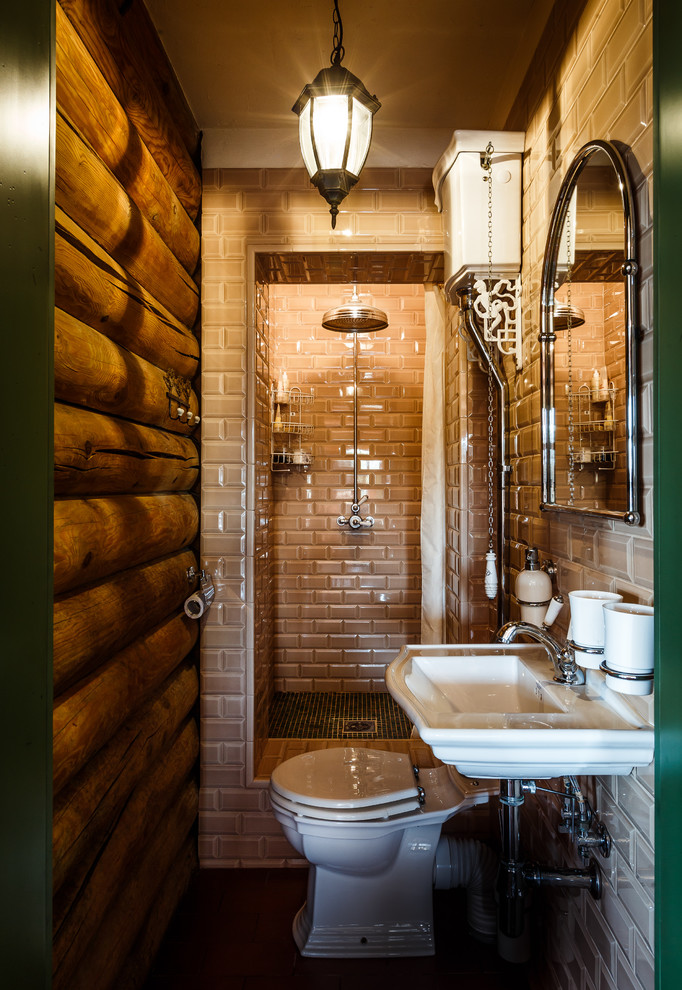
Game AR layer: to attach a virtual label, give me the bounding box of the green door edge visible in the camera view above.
[0,0,54,986]
[0,0,679,986]
[654,1,682,986]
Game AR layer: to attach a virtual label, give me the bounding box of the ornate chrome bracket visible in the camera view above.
[471,275,523,368]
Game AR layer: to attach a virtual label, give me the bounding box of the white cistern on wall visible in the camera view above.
[433,128,525,368]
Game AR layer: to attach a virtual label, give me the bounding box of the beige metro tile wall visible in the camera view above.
[200,168,442,865]
[444,308,497,643]
[269,283,425,692]
[252,282,275,774]
[503,1,654,987]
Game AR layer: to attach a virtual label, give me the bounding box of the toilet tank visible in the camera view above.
[432,130,525,301]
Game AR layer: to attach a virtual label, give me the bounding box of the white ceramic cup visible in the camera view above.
[568,590,623,650]
[603,602,654,674]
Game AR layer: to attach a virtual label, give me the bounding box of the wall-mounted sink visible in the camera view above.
[385,644,654,779]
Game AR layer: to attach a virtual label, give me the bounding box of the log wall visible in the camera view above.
[53,2,201,987]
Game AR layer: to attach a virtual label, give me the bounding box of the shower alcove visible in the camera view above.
[248,250,447,777]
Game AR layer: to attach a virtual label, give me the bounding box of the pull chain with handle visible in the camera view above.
[565,207,576,505]
[482,142,498,601]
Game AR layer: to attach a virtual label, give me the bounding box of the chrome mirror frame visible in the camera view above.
[539,140,640,525]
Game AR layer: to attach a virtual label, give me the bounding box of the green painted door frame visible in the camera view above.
[654,1,682,986]
[0,1,680,987]
[0,1,54,987]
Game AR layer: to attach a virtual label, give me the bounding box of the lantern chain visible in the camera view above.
[331,0,345,65]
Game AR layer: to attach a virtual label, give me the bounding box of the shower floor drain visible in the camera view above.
[340,719,377,735]
[268,693,413,739]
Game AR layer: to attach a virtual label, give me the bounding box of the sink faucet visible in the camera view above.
[495,621,585,685]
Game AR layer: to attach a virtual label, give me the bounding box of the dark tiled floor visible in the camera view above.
[268,692,413,740]
[143,868,532,989]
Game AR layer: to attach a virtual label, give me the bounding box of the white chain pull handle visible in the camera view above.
[482,142,498,601]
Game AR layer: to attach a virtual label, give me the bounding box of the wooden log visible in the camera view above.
[53,493,198,595]
[55,208,198,378]
[53,549,197,693]
[53,612,198,794]
[53,663,198,895]
[53,719,199,981]
[113,837,197,990]
[58,0,201,219]
[54,309,199,433]
[116,0,200,163]
[56,4,200,275]
[56,110,199,328]
[53,778,198,990]
[54,404,199,498]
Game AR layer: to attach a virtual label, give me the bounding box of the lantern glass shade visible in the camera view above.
[298,100,316,175]
[310,95,349,171]
[346,99,372,176]
[293,64,380,226]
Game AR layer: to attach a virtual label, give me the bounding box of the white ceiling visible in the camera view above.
[145,0,555,167]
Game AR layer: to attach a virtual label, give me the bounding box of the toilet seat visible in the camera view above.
[269,790,422,822]
[270,747,422,821]
[268,746,498,958]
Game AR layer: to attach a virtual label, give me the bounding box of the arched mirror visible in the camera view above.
[539,140,640,525]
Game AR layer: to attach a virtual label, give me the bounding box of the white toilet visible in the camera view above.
[269,746,497,958]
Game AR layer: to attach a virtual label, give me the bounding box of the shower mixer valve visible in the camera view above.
[337,494,374,530]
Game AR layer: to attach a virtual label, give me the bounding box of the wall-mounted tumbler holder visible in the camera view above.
[184,568,215,619]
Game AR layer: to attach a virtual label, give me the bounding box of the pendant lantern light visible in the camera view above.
[292,0,380,228]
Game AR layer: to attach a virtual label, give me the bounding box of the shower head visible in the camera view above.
[553,302,586,330]
[322,286,389,333]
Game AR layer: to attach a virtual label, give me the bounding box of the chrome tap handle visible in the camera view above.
[348,513,374,529]
[495,620,585,685]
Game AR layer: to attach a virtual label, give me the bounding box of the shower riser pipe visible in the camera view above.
[337,331,373,529]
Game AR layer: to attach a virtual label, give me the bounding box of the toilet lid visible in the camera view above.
[270,747,421,812]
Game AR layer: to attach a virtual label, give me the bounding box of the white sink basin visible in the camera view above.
[385,644,654,779]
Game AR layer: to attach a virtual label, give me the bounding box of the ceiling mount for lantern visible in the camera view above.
[292,0,380,229]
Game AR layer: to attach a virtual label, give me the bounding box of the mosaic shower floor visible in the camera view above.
[268,691,413,740]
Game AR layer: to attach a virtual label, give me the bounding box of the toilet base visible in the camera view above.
[293,902,435,958]
[269,753,497,958]
[291,823,442,958]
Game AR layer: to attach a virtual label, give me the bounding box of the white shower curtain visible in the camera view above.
[420,286,446,644]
